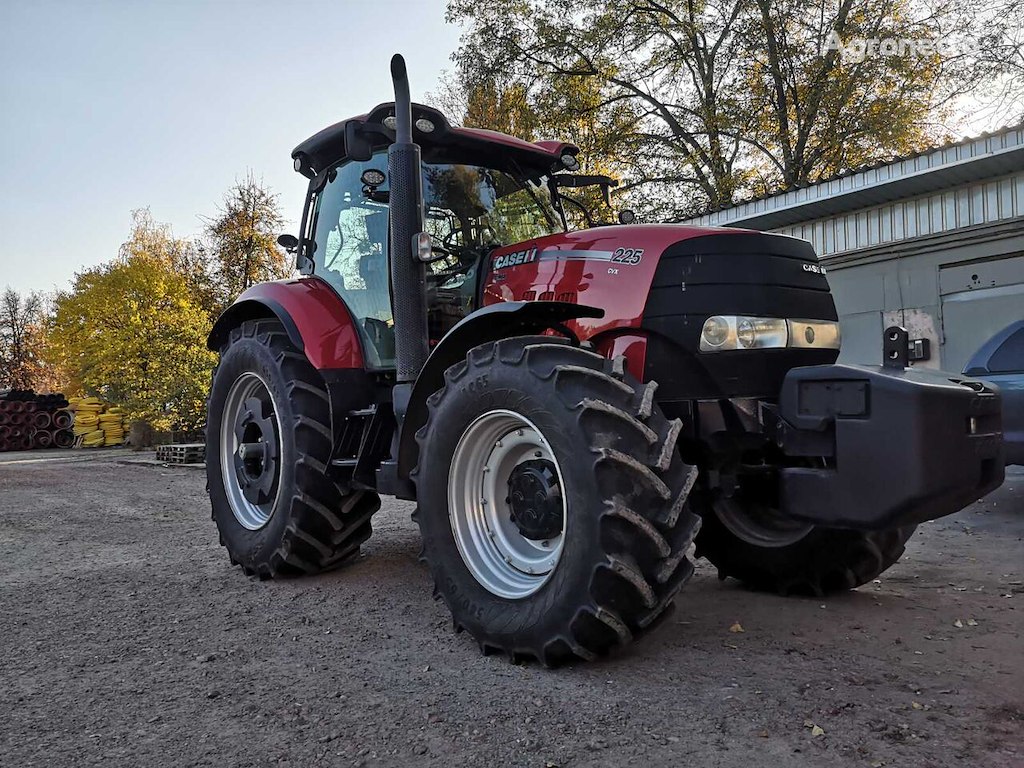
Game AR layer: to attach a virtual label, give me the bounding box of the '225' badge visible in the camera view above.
[610,247,643,265]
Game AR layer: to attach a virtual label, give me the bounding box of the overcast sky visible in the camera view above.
[0,0,461,295]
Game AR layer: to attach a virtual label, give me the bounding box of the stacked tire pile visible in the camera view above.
[0,390,75,452]
[69,397,128,447]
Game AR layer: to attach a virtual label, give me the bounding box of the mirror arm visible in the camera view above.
[557,193,595,229]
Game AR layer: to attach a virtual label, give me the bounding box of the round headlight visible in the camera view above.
[360,168,386,187]
[414,118,435,133]
[702,316,730,347]
[383,115,397,130]
[736,319,756,348]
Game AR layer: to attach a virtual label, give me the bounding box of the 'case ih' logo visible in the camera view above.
[492,248,538,270]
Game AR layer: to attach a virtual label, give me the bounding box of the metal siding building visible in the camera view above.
[681,126,1024,370]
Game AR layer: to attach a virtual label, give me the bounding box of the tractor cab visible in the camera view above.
[290,103,582,368]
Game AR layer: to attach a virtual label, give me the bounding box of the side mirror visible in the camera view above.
[277,234,299,253]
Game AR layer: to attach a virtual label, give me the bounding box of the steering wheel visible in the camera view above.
[430,242,455,260]
[441,228,466,252]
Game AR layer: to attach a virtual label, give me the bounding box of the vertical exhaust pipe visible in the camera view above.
[387,54,430,385]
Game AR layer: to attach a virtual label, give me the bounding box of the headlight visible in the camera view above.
[699,316,840,352]
[701,316,731,348]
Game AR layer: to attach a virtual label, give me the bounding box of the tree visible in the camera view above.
[49,224,217,431]
[205,173,291,301]
[445,0,1024,218]
[740,0,950,192]
[121,209,221,320]
[0,288,58,391]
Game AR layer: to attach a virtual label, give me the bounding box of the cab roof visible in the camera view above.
[291,102,577,178]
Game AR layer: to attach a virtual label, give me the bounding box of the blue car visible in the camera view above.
[964,320,1024,465]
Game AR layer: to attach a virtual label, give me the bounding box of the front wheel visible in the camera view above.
[412,337,701,665]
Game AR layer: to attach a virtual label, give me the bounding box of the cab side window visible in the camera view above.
[311,157,393,368]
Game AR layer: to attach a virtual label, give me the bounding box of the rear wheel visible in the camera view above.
[692,487,915,595]
[206,319,379,578]
[412,337,701,665]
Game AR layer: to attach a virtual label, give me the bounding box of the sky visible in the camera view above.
[0,0,462,295]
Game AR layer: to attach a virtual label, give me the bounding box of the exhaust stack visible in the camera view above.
[387,54,430,384]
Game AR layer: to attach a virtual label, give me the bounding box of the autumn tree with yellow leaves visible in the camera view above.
[204,173,292,300]
[42,172,291,431]
[49,215,217,431]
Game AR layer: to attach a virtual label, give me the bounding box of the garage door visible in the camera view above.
[940,255,1024,372]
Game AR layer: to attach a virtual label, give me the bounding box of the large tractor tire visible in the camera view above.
[206,319,379,578]
[692,487,916,596]
[412,337,701,665]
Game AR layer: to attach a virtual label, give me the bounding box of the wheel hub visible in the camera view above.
[233,396,279,505]
[507,459,563,540]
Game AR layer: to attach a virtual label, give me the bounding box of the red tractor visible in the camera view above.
[206,56,1004,664]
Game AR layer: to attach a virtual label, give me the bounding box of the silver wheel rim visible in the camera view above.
[448,409,567,599]
[220,372,283,530]
[714,496,813,548]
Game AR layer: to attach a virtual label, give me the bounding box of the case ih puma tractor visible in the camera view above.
[206,55,1004,665]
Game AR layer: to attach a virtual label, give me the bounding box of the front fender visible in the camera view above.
[207,278,364,370]
[396,300,604,480]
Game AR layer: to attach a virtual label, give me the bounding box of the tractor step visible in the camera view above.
[329,405,395,488]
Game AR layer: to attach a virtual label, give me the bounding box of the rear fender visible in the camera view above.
[207,278,364,370]
[396,301,604,479]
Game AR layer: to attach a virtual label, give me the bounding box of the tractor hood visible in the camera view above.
[483,224,829,334]
[482,224,839,398]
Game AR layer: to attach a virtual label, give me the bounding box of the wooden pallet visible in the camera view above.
[156,443,206,464]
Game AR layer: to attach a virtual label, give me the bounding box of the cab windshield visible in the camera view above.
[309,154,562,367]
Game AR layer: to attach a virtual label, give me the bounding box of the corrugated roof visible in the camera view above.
[688,120,1024,222]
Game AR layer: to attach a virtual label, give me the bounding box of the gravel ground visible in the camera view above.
[1,449,1021,768]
